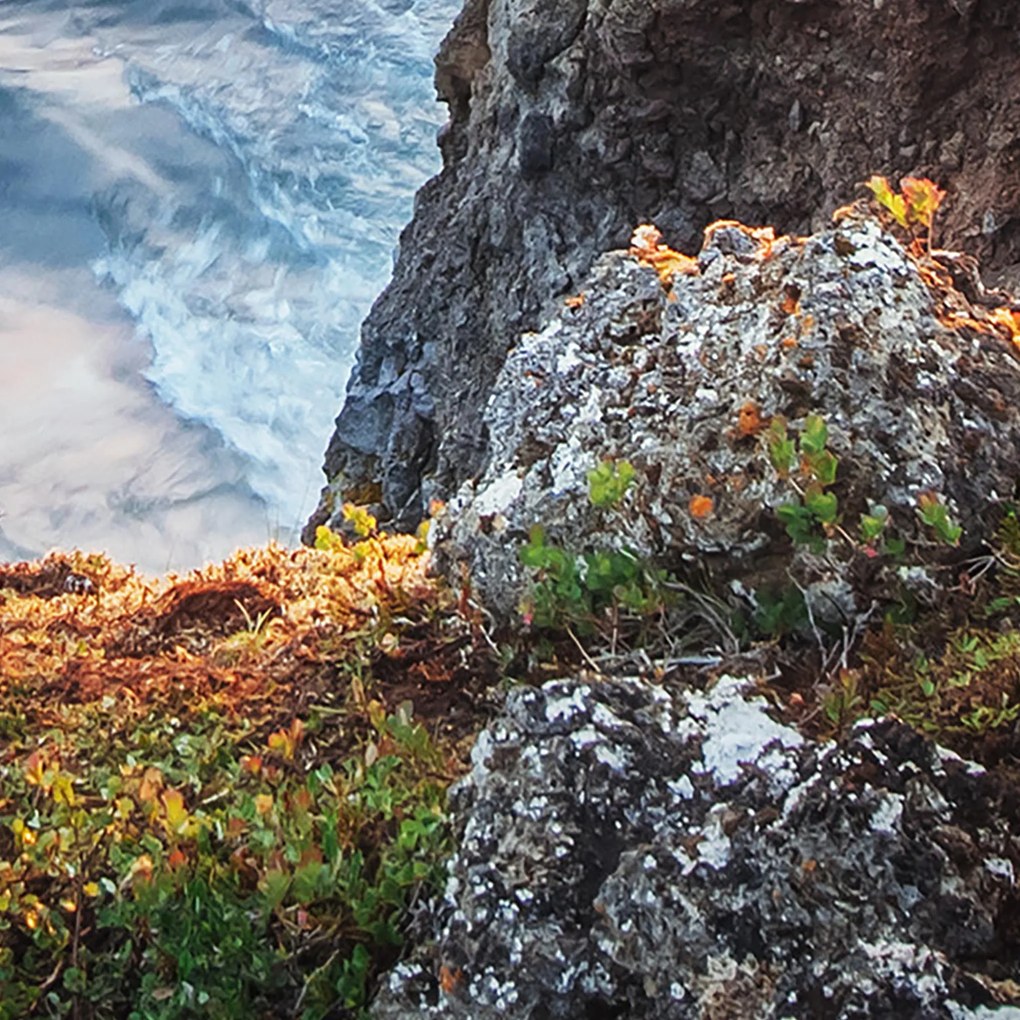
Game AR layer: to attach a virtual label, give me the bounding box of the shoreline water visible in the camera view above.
[0,266,284,574]
[0,0,457,572]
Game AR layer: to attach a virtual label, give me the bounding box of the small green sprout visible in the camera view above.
[917,492,962,547]
[587,459,636,508]
[768,414,840,548]
[859,504,890,546]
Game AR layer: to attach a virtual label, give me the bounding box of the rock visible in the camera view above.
[306,0,1020,537]
[431,210,1020,621]
[371,675,1020,1019]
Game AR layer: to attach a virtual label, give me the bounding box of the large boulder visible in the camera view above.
[432,209,1020,621]
[371,675,1020,1018]
[307,0,1020,536]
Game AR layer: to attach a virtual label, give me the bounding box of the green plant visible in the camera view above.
[768,415,840,551]
[858,503,890,546]
[519,525,665,633]
[917,491,962,547]
[848,619,1020,745]
[823,671,864,731]
[519,459,667,638]
[753,585,808,639]
[587,459,636,509]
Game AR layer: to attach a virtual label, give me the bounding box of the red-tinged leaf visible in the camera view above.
[900,177,945,230]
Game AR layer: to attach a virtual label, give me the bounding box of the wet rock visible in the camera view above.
[371,675,1020,1019]
[432,211,1020,620]
[307,0,1020,536]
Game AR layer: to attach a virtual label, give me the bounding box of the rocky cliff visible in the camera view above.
[306,0,1020,538]
[372,677,1020,1019]
[360,196,1020,1015]
[432,205,1020,622]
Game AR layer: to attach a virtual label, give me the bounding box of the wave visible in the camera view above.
[84,0,460,524]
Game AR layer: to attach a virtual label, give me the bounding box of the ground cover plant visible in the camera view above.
[0,522,495,1018]
[7,181,1020,1017]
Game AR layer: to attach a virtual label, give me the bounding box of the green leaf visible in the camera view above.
[805,488,838,526]
[291,862,326,904]
[917,493,962,547]
[753,585,808,638]
[776,503,815,545]
[800,414,828,456]
[258,868,291,910]
[587,460,636,508]
[859,504,889,544]
[767,418,796,477]
[882,535,906,558]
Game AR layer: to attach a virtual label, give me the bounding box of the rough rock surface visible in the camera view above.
[433,210,1020,619]
[307,0,1020,536]
[371,675,1020,1019]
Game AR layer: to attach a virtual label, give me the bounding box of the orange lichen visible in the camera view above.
[564,293,585,309]
[737,401,767,437]
[689,494,715,519]
[439,964,464,995]
[703,219,779,259]
[629,224,700,286]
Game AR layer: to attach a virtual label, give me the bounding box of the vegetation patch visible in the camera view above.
[0,526,496,1018]
[802,506,1020,769]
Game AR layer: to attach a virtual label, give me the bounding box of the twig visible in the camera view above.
[565,626,603,675]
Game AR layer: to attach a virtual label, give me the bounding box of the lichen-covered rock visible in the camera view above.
[433,212,1020,619]
[371,676,1020,1019]
[307,0,1020,536]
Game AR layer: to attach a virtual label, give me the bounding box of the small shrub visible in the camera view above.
[520,459,667,639]
[768,414,840,552]
[865,175,946,249]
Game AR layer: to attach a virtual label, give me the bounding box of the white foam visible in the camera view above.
[82,0,461,525]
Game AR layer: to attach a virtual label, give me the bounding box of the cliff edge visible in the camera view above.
[306,0,1020,538]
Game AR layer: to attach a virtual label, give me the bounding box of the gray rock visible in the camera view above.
[306,0,1020,538]
[371,675,1020,1019]
[432,212,1020,620]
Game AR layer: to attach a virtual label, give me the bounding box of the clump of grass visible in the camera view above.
[808,505,1020,765]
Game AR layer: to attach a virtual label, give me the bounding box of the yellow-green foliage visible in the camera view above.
[0,537,482,1018]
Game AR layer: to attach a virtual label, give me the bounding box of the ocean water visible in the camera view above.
[0,0,458,571]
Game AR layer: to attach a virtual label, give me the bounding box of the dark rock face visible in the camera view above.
[371,676,1020,1019]
[306,0,1020,537]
